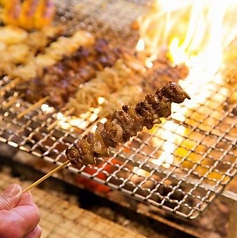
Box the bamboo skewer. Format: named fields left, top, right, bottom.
left=17, top=96, right=49, bottom=119
left=0, top=78, right=21, bottom=96
left=2, top=93, right=22, bottom=109
left=47, top=107, right=75, bottom=131
left=23, top=160, right=70, bottom=193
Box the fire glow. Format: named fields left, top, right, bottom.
left=40, top=0, right=237, bottom=175
left=136, top=0, right=237, bottom=168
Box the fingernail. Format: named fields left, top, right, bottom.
left=3, top=184, right=22, bottom=197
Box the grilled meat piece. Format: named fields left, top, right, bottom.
left=142, top=58, right=189, bottom=93
left=4, top=0, right=55, bottom=30
left=66, top=82, right=190, bottom=167
left=18, top=38, right=123, bottom=108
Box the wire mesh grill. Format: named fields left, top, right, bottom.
left=0, top=0, right=237, bottom=220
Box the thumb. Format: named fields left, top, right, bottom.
left=0, top=184, right=22, bottom=210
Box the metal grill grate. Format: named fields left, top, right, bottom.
left=0, top=0, right=237, bottom=220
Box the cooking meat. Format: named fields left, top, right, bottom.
left=142, top=57, right=189, bottom=93
left=67, top=56, right=144, bottom=115
left=0, top=25, right=66, bottom=78
left=66, top=82, right=190, bottom=167
left=3, top=0, right=55, bottom=30
left=17, top=38, right=123, bottom=108
left=68, top=53, right=189, bottom=117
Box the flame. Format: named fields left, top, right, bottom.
left=150, top=120, right=185, bottom=168
left=137, top=0, right=237, bottom=69
left=137, top=0, right=237, bottom=170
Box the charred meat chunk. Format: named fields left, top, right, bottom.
left=66, top=82, right=190, bottom=167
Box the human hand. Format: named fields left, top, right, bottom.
left=0, top=184, right=41, bottom=238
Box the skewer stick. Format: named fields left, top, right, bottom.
left=23, top=160, right=70, bottom=193
left=47, top=108, right=75, bottom=131
left=2, top=93, right=22, bottom=109
left=17, top=96, right=49, bottom=119
left=0, top=78, right=21, bottom=96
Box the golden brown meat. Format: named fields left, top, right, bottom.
left=3, top=0, right=21, bottom=26
left=19, top=0, right=39, bottom=30
left=33, top=0, right=55, bottom=30
left=66, top=82, right=190, bottom=167
left=3, top=0, right=55, bottom=30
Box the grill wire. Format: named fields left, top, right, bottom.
left=0, top=0, right=237, bottom=220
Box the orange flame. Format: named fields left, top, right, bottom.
left=137, top=0, right=237, bottom=168
left=137, top=0, right=237, bottom=70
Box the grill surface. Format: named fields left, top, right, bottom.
left=0, top=0, right=237, bottom=220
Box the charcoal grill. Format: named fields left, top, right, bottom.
left=0, top=0, right=237, bottom=226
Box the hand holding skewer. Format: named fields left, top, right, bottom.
left=0, top=183, right=42, bottom=237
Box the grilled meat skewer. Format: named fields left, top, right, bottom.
left=66, top=82, right=190, bottom=167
